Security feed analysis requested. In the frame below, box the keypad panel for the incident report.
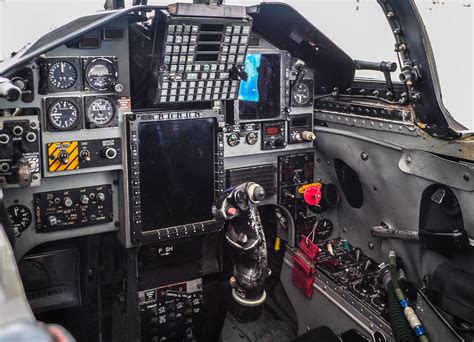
[152,19,252,104]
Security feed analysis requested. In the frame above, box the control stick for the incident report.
[212,182,269,322]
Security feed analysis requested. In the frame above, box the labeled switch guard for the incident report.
[47,138,122,172]
[48,141,79,172]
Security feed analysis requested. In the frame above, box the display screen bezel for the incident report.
[127,114,221,243]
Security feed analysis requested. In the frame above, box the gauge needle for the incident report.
[61,63,64,74]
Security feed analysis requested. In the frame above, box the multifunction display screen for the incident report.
[238,53,281,120]
[138,118,215,231]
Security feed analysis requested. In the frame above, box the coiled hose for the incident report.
[387,280,416,342]
[389,251,429,342]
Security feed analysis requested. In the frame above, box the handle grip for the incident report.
[0,77,21,101]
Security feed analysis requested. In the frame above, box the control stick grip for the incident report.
[212,182,269,322]
[0,77,21,102]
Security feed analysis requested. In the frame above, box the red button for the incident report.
[303,185,322,206]
[227,207,237,215]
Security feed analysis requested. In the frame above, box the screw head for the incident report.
[361,152,369,161]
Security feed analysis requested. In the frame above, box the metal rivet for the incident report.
[463,173,470,182]
[361,152,369,160]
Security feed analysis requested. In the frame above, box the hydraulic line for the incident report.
[389,251,429,342]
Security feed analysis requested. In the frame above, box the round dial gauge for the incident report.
[8,204,32,236]
[227,133,240,147]
[292,82,311,106]
[246,132,258,145]
[85,58,117,90]
[315,219,333,240]
[48,100,80,130]
[87,98,116,127]
[48,61,77,89]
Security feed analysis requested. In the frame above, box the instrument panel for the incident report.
[0,5,317,255]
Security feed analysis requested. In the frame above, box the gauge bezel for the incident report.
[84,96,118,129]
[83,57,118,91]
[46,57,83,93]
[45,97,82,132]
[291,79,314,107]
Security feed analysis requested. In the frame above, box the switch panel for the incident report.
[46,138,122,172]
[0,116,41,187]
[34,184,113,232]
[139,279,204,341]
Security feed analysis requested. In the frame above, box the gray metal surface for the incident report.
[312,126,474,284]
[399,149,474,191]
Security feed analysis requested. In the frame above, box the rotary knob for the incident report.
[96,192,106,202]
[80,194,89,205]
[63,196,73,207]
[291,131,303,142]
[274,138,286,147]
[302,131,316,141]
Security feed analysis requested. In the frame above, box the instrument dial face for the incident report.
[8,204,32,236]
[87,98,116,127]
[292,82,311,106]
[48,61,77,89]
[227,133,240,147]
[246,132,258,145]
[316,218,333,240]
[85,59,117,90]
[48,100,80,130]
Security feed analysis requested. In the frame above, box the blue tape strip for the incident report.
[414,325,425,336]
[400,299,409,308]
